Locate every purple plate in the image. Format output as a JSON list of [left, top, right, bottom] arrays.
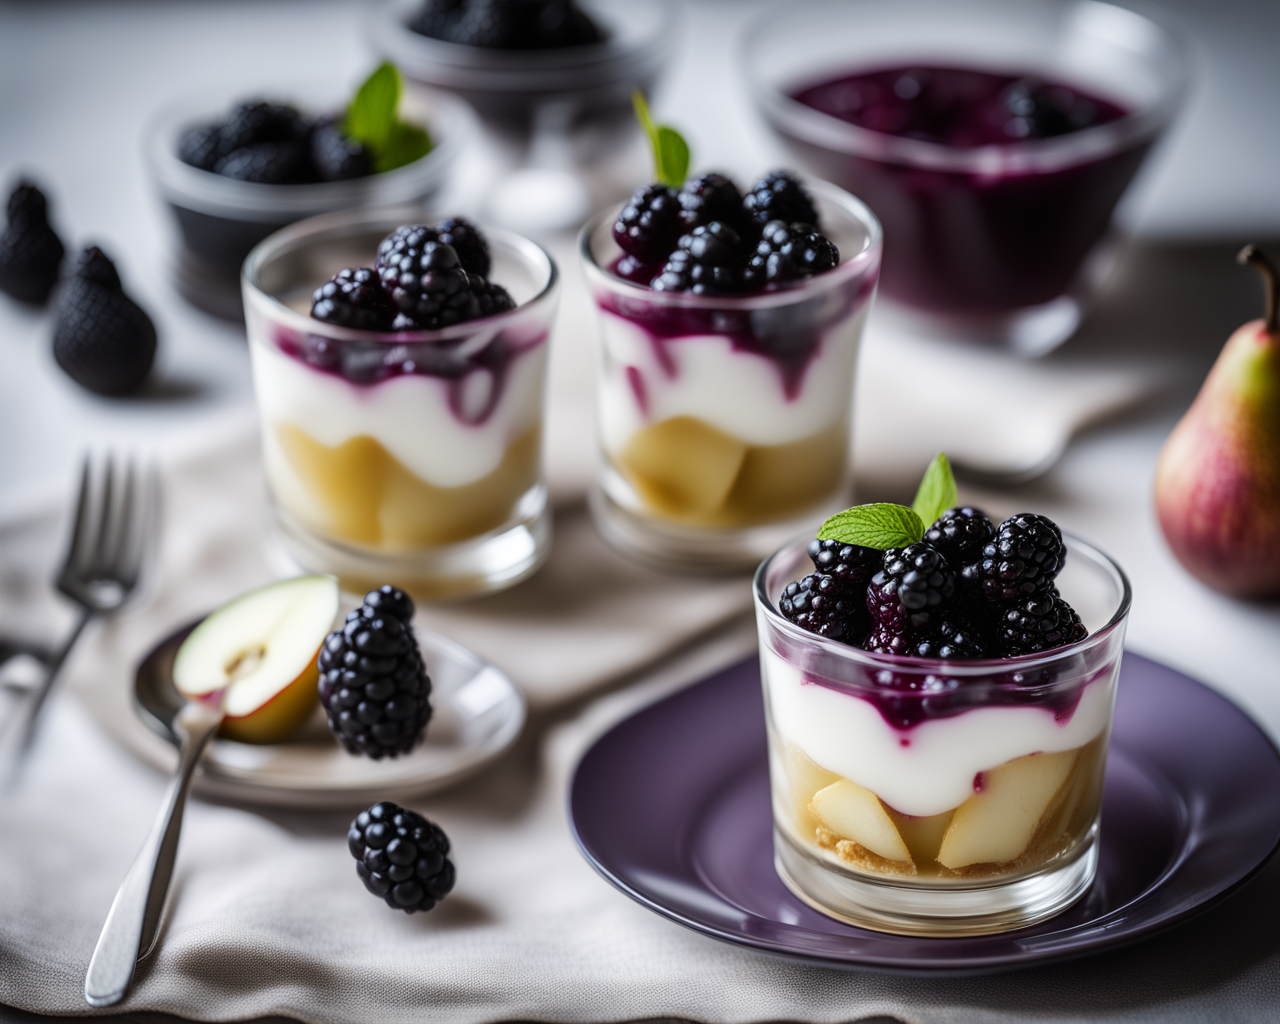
[[569, 653, 1280, 971]]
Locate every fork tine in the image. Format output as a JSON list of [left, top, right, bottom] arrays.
[[112, 459, 153, 589], [91, 455, 118, 576], [57, 455, 96, 584], [102, 458, 137, 579]]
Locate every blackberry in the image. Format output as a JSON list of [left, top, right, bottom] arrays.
[[470, 276, 515, 317], [650, 222, 746, 295], [214, 141, 313, 184], [806, 538, 881, 588], [311, 267, 395, 331], [317, 587, 432, 759], [779, 572, 864, 643], [376, 228, 480, 329], [998, 79, 1100, 140], [348, 801, 455, 913], [177, 123, 231, 172], [310, 120, 372, 182], [865, 543, 955, 654], [970, 513, 1067, 603], [926, 506, 995, 569], [742, 171, 819, 232], [998, 589, 1087, 655], [0, 181, 65, 305], [612, 184, 682, 264], [434, 217, 491, 278], [408, 0, 465, 39], [429, 0, 604, 48], [52, 247, 156, 396], [221, 101, 308, 151], [913, 608, 994, 659], [747, 220, 839, 286], [533, 0, 606, 47], [677, 173, 746, 234]]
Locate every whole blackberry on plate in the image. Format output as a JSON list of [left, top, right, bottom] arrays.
[[214, 141, 313, 184], [470, 276, 515, 317], [52, 246, 156, 396], [747, 219, 839, 286], [677, 173, 746, 234], [742, 171, 819, 231], [317, 586, 432, 759], [970, 513, 1066, 603], [311, 267, 395, 331], [650, 222, 746, 295], [0, 181, 64, 305], [613, 184, 682, 264], [926, 506, 995, 569], [376, 231, 480, 329], [998, 588, 1087, 655], [434, 217, 491, 278], [348, 801, 455, 913], [779, 572, 865, 643], [310, 120, 373, 182]]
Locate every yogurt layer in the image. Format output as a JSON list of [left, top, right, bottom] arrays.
[[760, 642, 1116, 818], [250, 339, 547, 488], [596, 307, 865, 456]]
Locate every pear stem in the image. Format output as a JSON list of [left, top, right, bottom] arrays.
[[1238, 244, 1280, 333]]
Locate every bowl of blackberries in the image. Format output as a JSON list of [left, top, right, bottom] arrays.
[[145, 63, 468, 321], [370, 0, 675, 134]]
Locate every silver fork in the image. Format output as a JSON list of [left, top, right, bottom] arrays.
[[0, 454, 157, 779]]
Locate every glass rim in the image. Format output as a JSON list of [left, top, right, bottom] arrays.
[[741, 0, 1192, 175], [240, 205, 559, 346], [577, 177, 883, 311], [753, 530, 1133, 679]]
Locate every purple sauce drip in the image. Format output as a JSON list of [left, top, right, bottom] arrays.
[[599, 260, 871, 401], [273, 325, 546, 427], [803, 659, 1107, 732], [788, 64, 1144, 315]]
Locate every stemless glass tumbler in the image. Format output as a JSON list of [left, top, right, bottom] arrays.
[[754, 533, 1131, 935], [579, 179, 882, 572], [242, 208, 558, 599]]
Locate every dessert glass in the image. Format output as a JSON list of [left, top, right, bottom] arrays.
[[242, 208, 557, 600], [743, 0, 1189, 354], [146, 85, 468, 321], [579, 180, 882, 572], [754, 534, 1131, 935]]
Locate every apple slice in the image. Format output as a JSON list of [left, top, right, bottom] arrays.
[[174, 575, 340, 745], [619, 416, 747, 517], [886, 807, 955, 866], [937, 749, 1079, 869], [811, 779, 913, 863]]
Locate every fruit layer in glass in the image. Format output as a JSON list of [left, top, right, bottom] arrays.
[[579, 179, 881, 571], [754, 534, 1130, 935], [242, 208, 557, 599], [745, 0, 1187, 352]]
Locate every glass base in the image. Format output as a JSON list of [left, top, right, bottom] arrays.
[[269, 485, 551, 601], [774, 825, 1098, 936], [589, 477, 849, 574]]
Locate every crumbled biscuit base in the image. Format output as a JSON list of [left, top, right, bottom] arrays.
[[814, 824, 918, 878]]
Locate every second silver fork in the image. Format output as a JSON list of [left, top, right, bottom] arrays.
[[0, 454, 158, 779]]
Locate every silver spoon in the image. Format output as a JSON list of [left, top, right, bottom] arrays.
[[84, 689, 226, 1008]]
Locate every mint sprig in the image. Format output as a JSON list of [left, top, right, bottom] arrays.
[[633, 90, 689, 189], [816, 453, 959, 550], [344, 63, 432, 174]]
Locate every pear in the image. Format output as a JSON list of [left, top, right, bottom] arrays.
[[1154, 246, 1280, 598]]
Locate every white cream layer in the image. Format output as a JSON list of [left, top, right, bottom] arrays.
[[760, 641, 1116, 818], [250, 339, 547, 488], [596, 306, 866, 456]]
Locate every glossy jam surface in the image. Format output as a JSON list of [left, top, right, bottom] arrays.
[[788, 64, 1145, 315]]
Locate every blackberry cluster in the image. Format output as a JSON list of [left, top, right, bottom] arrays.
[[998, 79, 1101, 140], [309, 219, 514, 333], [178, 100, 374, 184], [52, 247, 157, 396], [612, 171, 839, 296], [0, 181, 65, 305], [348, 801, 455, 913], [783, 508, 1087, 659], [318, 586, 433, 759], [409, 0, 605, 49]]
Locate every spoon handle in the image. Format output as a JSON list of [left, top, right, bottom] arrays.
[[83, 696, 224, 1008]]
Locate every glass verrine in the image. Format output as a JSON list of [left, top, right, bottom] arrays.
[[242, 208, 558, 600], [743, 0, 1189, 354], [579, 179, 882, 572], [754, 534, 1131, 935]]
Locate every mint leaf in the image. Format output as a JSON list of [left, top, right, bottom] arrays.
[[817, 504, 924, 550], [345, 62, 400, 151], [910, 452, 958, 530], [632, 90, 689, 188], [374, 122, 431, 174]]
